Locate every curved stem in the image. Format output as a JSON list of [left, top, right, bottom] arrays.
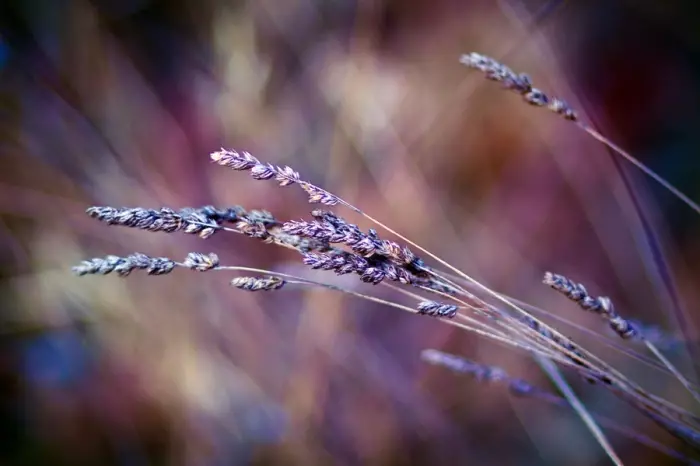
[[186, 264, 587, 369], [442, 269, 694, 383], [645, 340, 700, 405], [537, 356, 624, 466], [578, 122, 700, 216]]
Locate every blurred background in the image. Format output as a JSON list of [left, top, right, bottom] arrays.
[[2, 0, 700, 464]]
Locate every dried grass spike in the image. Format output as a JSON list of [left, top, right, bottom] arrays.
[[236, 221, 269, 239], [210, 149, 259, 170], [544, 272, 638, 340], [460, 52, 579, 122], [72, 253, 175, 277], [360, 267, 385, 285], [231, 276, 285, 291], [244, 209, 276, 225], [275, 166, 301, 186], [183, 252, 220, 271], [86, 206, 225, 238], [417, 300, 458, 318], [251, 163, 277, 180], [301, 184, 339, 206]]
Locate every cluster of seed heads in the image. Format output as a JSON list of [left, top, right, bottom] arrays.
[[210, 149, 339, 206], [71, 69, 700, 459], [302, 251, 417, 285], [86, 206, 220, 238], [86, 205, 330, 254], [460, 52, 578, 122], [85, 202, 429, 287], [284, 212, 420, 267], [72, 253, 175, 276], [231, 276, 285, 291], [453, 53, 700, 456], [85, 205, 270, 239], [223, 210, 330, 252], [257, 228, 329, 254], [544, 272, 638, 340], [416, 301, 458, 318]]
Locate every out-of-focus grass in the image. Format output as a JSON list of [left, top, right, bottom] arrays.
[[1, 0, 700, 464]]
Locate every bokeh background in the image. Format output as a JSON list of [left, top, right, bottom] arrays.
[[2, 0, 700, 464]]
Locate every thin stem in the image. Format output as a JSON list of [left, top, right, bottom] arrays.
[[578, 122, 700, 216], [193, 204, 588, 372], [183, 186, 697, 423], [645, 340, 700, 405], [381, 283, 570, 363], [536, 356, 624, 466], [340, 208, 632, 383], [446, 271, 692, 383], [190, 213, 605, 376], [196, 200, 697, 424], [417, 271, 644, 394], [525, 377, 698, 464], [190, 264, 588, 368], [296, 178, 699, 422], [413, 284, 584, 365], [434, 270, 694, 417]]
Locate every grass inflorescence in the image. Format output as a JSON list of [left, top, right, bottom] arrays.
[[71, 55, 700, 465]]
